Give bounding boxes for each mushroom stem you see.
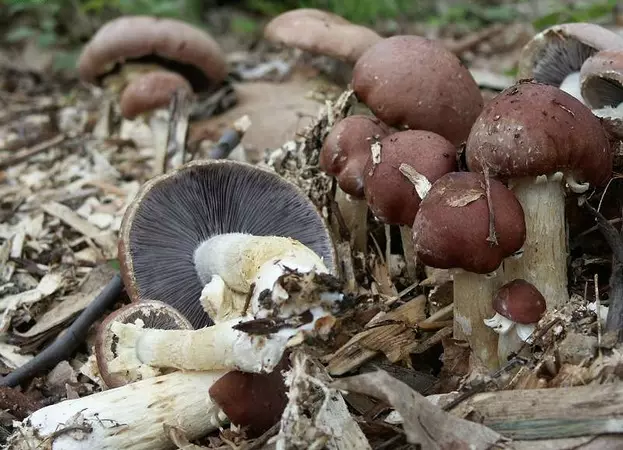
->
[504,176,568,310]
[559,71,585,104]
[150,110,171,175]
[7,371,228,450]
[452,269,502,369]
[399,225,418,281]
[334,186,368,254]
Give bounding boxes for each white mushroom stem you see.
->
[150,110,171,175]
[483,312,536,365]
[453,269,503,369]
[503,175,569,310]
[559,71,586,104]
[7,370,229,450]
[334,187,368,254]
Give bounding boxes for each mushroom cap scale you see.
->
[466,80,612,187]
[493,279,547,324]
[412,171,526,274]
[580,50,623,109]
[119,160,336,329]
[77,16,227,91]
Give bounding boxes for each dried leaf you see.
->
[445,189,483,207]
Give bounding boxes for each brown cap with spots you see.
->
[363,130,457,226]
[352,35,483,145]
[466,80,612,187]
[493,279,547,324]
[320,115,390,198]
[412,172,526,274]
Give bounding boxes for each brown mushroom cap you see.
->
[466,80,612,187]
[77,16,227,91]
[319,115,391,198]
[493,279,547,324]
[119,70,193,119]
[264,8,382,65]
[517,22,623,86]
[412,171,526,274]
[363,130,457,226]
[95,300,193,388]
[580,50,623,109]
[352,35,483,145]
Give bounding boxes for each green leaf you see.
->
[5,26,36,43]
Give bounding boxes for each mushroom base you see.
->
[334,187,368,254]
[504,176,568,310]
[452,269,502,370]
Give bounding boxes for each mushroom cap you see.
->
[119,70,193,119]
[352,35,483,145]
[77,16,227,91]
[580,50,623,109]
[263,8,382,65]
[319,115,391,198]
[412,171,526,274]
[493,279,547,324]
[466,80,612,187]
[119,160,336,329]
[517,22,623,85]
[363,130,457,226]
[208,357,289,437]
[95,300,192,388]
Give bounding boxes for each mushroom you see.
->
[320,114,391,253]
[466,80,612,310]
[352,35,484,146]
[119,159,336,329]
[517,22,623,102]
[363,129,457,280]
[412,172,526,369]
[484,278,547,365]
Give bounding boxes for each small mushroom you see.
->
[517,22,623,102]
[352,35,483,145]
[320,115,391,252]
[466,80,612,310]
[412,172,526,369]
[484,279,547,365]
[119,159,336,329]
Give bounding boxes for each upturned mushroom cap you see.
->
[352,35,483,145]
[119,160,336,329]
[412,172,526,274]
[493,279,547,324]
[466,80,612,187]
[580,50,623,109]
[319,115,391,198]
[95,300,192,388]
[264,8,382,65]
[363,130,457,226]
[77,16,227,91]
[119,70,193,119]
[517,23,623,86]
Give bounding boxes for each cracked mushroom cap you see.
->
[319,115,391,198]
[77,16,227,91]
[493,279,547,324]
[580,50,623,109]
[119,160,336,329]
[412,172,526,274]
[119,70,193,119]
[352,35,483,145]
[363,130,457,226]
[95,300,192,388]
[517,22,623,87]
[466,80,612,187]
[263,8,382,64]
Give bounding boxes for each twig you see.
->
[207,115,251,160]
[240,421,280,450]
[0,134,66,170]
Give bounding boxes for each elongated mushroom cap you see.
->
[95,300,192,388]
[119,160,335,328]
[412,172,526,274]
[352,35,483,145]
[264,8,381,65]
[119,70,193,119]
[363,130,457,226]
[493,279,546,324]
[77,16,227,91]
[319,115,390,198]
[580,50,623,108]
[466,80,612,187]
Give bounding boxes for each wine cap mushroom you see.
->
[363,129,457,226]
[412,171,526,274]
[352,35,483,145]
[77,15,227,91]
[119,70,193,119]
[95,300,193,388]
[492,279,547,325]
[320,115,390,198]
[264,8,381,65]
[119,160,336,329]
